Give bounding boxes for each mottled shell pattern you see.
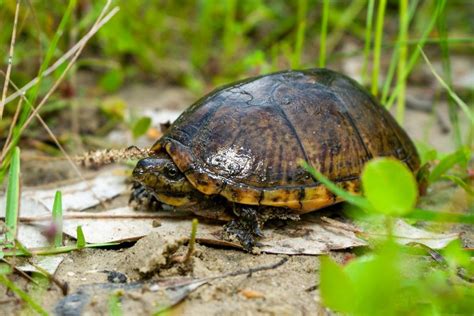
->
[151,69,420,213]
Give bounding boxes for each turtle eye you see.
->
[164,164,181,180]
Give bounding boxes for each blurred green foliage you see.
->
[312,157,474,315]
[1,0,472,95]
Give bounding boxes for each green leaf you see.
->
[320,256,356,313]
[52,191,63,247]
[362,158,417,216]
[429,148,470,183]
[5,147,21,244]
[442,239,471,269]
[442,175,473,196]
[76,226,86,249]
[131,116,152,139]
[415,141,438,165]
[344,241,401,314]
[100,97,127,121]
[100,68,125,92]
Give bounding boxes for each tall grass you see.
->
[370,0,387,97]
[292,0,308,69]
[0,0,19,120]
[4,147,20,244]
[0,0,77,181]
[318,0,329,68]
[436,1,461,147]
[361,0,374,85]
[0,2,118,182]
[420,48,474,125]
[396,0,408,124]
[381,0,420,104]
[385,0,445,109]
[223,0,237,62]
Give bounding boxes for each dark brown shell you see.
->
[151,69,420,212]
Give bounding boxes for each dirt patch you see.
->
[52,237,321,315]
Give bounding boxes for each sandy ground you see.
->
[0,78,472,315]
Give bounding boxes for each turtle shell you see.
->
[151,69,420,213]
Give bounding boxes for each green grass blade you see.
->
[386,0,444,109]
[223,0,237,61]
[26,0,77,106]
[52,191,63,247]
[428,147,469,183]
[108,292,123,316]
[292,0,308,69]
[3,242,120,257]
[370,0,387,96]
[5,147,20,244]
[325,0,366,57]
[396,0,409,123]
[420,48,474,124]
[318,0,329,68]
[442,175,474,196]
[14,239,32,257]
[0,274,48,315]
[404,37,474,45]
[300,161,370,209]
[381,0,419,104]
[0,0,77,183]
[437,2,461,147]
[407,209,474,224]
[361,0,375,85]
[76,225,86,249]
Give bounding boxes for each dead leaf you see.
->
[57,206,367,255]
[393,219,459,249]
[16,256,64,275]
[0,168,127,248]
[22,171,126,212]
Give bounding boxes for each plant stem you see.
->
[396,0,408,124]
[361,0,375,85]
[5,147,20,244]
[293,0,308,68]
[319,0,329,67]
[184,218,199,265]
[0,274,48,315]
[437,1,461,147]
[370,0,387,96]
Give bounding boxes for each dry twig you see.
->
[0,0,20,119]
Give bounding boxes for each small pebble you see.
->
[239,289,265,299]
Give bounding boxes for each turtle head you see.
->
[132,153,197,207]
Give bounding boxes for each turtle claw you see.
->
[129,182,162,211]
[223,205,265,251]
[223,219,259,252]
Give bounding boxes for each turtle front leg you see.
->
[223,205,265,252]
[129,182,162,211]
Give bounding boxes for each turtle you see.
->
[131,68,420,251]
